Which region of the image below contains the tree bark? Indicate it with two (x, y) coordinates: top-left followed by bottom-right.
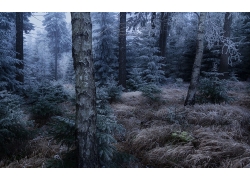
(71, 12), (99, 168)
(118, 12), (127, 89)
(151, 12), (156, 37)
(219, 12), (232, 79)
(184, 12), (207, 106)
(16, 12), (24, 83)
(159, 12), (170, 58)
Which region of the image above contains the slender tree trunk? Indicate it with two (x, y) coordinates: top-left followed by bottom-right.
(184, 12), (207, 106)
(71, 12), (99, 168)
(55, 48), (58, 81)
(159, 12), (169, 58)
(151, 12), (156, 37)
(118, 12), (127, 89)
(219, 12), (232, 79)
(54, 30), (59, 81)
(16, 12), (24, 83)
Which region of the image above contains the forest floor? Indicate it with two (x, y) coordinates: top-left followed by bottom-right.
(112, 81), (250, 167)
(1, 81), (250, 168)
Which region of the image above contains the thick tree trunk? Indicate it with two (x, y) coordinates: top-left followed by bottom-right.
(159, 12), (169, 58)
(184, 12), (207, 106)
(219, 12), (232, 79)
(118, 12), (127, 89)
(16, 12), (24, 83)
(71, 12), (99, 168)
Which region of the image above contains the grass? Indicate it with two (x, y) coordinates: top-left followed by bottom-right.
(113, 81), (250, 168)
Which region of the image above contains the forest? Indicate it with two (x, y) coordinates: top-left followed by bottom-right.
(0, 12), (250, 168)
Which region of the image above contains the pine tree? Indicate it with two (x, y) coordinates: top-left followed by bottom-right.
(0, 13), (20, 91)
(43, 12), (71, 81)
(92, 12), (119, 85)
(127, 24), (165, 88)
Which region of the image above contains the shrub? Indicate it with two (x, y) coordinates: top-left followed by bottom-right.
(140, 84), (162, 102)
(27, 81), (69, 121)
(196, 71), (233, 104)
(97, 76), (123, 103)
(0, 91), (32, 159)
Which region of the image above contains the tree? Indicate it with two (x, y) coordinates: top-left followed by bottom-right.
(118, 12), (127, 89)
(235, 12), (250, 80)
(92, 12), (118, 85)
(159, 12), (170, 58)
(43, 13), (71, 81)
(0, 13), (19, 91)
(15, 12), (24, 83)
(71, 12), (99, 168)
(218, 12), (233, 79)
(184, 12), (207, 106)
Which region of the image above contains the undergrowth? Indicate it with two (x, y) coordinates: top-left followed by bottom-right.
(0, 91), (33, 159)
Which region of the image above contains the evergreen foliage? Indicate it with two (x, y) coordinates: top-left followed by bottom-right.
(0, 91), (32, 158)
(0, 13), (20, 91)
(92, 12), (119, 85)
(196, 65), (233, 104)
(140, 84), (162, 102)
(127, 24), (165, 89)
(27, 81), (68, 121)
(47, 85), (125, 167)
(43, 12), (71, 81)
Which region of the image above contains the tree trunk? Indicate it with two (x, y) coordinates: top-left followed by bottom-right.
(55, 47), (58, 81)
(219, 12), (232, 79)
(16, 12), (24, 83)
(159, 12), (169, 58)
(71, 12), (99, 168)
(151, 12), (156, 37)
(118, 12), (127, 89)
(184, 12), (207, 106)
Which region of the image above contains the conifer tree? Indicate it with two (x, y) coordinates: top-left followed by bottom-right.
(0, 13), (19, 91)
(92, 12), (118, 85)
(43, 12), (71, 81)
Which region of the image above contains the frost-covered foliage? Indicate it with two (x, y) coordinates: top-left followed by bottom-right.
(43, 12), (71, 80)
(0, 91), (32, 158)
(0, 13), (20, 91)
(24, 31), (53, 86)
(92, 12), (119, 85)
(196, 65), (233, 104)
(127, 67), (145, 91)
(96, 87), (125, 166)
(205, 13), (241, 65)
(164, 13), (198, 81)
(97, 76), (123, 103)
(234, 12), (250, 80)
(127, 23), (165, 89)
(26, 81), (69, 121)
(47, 85), (125, 167)
(140, 84), (162, 102)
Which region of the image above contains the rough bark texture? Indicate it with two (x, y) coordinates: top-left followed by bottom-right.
(219, 12), (232, 79)
(71, 12), (99, 168)
(159, 12), (169, 58)
(184, 12), (206, 106)
(118, 12), (127, 89)
(16, 12), (24, 83)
